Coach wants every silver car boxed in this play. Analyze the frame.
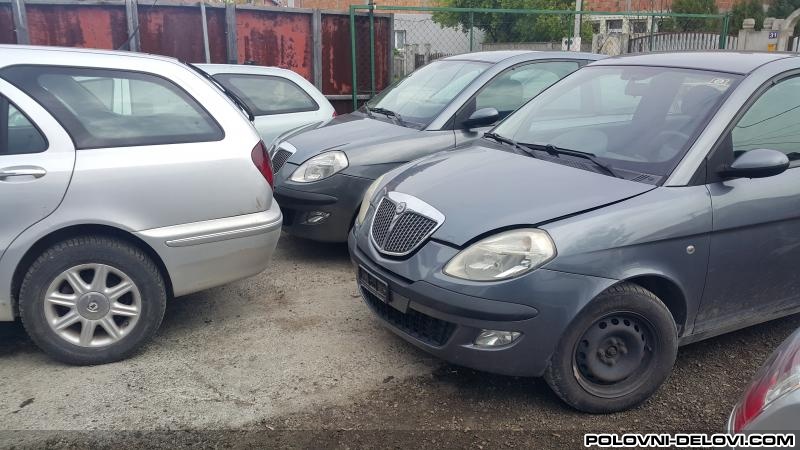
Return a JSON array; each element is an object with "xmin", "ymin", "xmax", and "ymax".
[
  {"xmin": 729, "ymin": 326, "xmax": 800, "ymax": 435},
  {"xmin": 196, "ymin": 64, "xmax": 336, "ymax": 146},
  {"xmin": 0, "ymin": 45, "xmax": 282, "ymax": 364}
]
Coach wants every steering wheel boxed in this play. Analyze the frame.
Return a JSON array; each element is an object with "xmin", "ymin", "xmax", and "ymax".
[{"xmin": 649, "ymin": 130, "xmax": 691, "ymax": 161}]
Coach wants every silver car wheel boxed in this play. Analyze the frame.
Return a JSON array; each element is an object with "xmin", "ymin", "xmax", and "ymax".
[{"xmin": 43, "ymin": 263, "xmax": 142, "ymax": 348}]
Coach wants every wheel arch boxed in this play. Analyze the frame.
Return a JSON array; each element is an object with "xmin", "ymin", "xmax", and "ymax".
[
  {"xmin": 618, "ymin": 275, "xmax": 688, "ymax": 337},
  {"xmin": 11, "ymin": 224, "xmax": 174, "ymax": 314}
]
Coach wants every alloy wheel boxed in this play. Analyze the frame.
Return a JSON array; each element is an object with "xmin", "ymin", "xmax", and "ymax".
[{"xmin": 42, "ymin": 263, "xmax": 141, "ymax": 347}]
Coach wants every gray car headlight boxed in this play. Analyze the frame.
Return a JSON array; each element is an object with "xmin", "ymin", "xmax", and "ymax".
[
  {"xmin": 355, "ymin": 174, "xmax": 386, "ymax": 226},
  {"xmin": 290, "ymin": 151, "xmax": 348, "ymax": 183},
  {"xmin": 444, "ymin": 229, "xmax": 556, "ymax": 281}
]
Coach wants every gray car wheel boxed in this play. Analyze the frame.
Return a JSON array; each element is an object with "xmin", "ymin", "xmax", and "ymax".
[
  {"xmin": 544, "ymin": 282, "xmax": 678, "ymax": 413},
  {"xmin": 19, "ymin": 235, "xmax": 167, "ymax": 365}
]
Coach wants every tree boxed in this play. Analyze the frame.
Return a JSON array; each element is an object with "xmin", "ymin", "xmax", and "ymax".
[
  {"xmin": 729, "ymin": 0, "xmax": 764, "ymax": 34},
  {"xmin": 669, "ymin": 0, "xmax": 720, "ymax": 32},
  {"xmin": 432, "ymin": 0, "xmax": 591, "ymax": 44}
]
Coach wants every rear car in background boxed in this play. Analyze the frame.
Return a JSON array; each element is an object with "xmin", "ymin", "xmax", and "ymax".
[
  {"xmin": 197, "ymin": 64, "xmax": 335, "ymax": 146},
  {"xmin": 729, "ymin": 326, "xmax": 800, "ymax": 434},
  {"xmin": 0, "ymin": 45, "xmax": 281, "ymax": 365},
  {"xmin": 269, "ymin": 51, "xmax": 603, "ymax": 243}
]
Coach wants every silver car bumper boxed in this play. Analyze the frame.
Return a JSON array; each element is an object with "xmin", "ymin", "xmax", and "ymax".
[{"xmin": 137, "ymin": 202, "xmax": 282, "ymax": 297}]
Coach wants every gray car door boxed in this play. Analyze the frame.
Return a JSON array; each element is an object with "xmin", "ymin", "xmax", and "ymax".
[
  {"xmin": 696, "ymin": 73, "xmax": 800, "ymax": 333},
  {"xmin": 0, "ymin": 81, "xmax": 74, "ymax": 260},
  {"xmin": 454, "ymin": 60, "xmax": 584, "ymax": 146}
]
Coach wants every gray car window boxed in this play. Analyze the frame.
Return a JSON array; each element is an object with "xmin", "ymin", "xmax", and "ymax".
[
  {"xmin": 732, "ymin": 76, "xmax": 800, "ymax": 160},
  {"xmin": 213, "ymin": 73, "xmax": 319, "ymax": 116},
  {"xmin": 494, "ymin": 66, "xmax": 739, "ymax": 176},
  {"xmin": 476, "ymin": 61, "xmax": 580, "ymax": 116},
  {"xmin": 0, "ymin": 96, "xmax": 47, "ymax": 155},
  {"xmin": 1, "ymin": 66, "xmax": 223, "ymax": 150},
  {"xmin": 366, "ymin": 60, "xmax": 489, "ymax": 128}
]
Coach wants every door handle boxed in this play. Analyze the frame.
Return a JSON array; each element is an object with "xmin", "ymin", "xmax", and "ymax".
[{"xmin": 0, "ymin": 166, "xmax": 47, "ymax": 180}]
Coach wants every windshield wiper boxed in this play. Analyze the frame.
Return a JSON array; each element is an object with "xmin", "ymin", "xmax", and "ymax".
[
  {"xmin": 483, "ymin": 132, "xmax": 539, "ymax": 159},
  {"xmin": 186, "ymin": 63, "xmax": 255, "ymax": 122},
  {"xmin": 367, "ymin": 106, "xmax": 406, "ymax": 127},
  {"xmin": 521, "ymin": 142, "xmax": 622, "ymax": 179}
]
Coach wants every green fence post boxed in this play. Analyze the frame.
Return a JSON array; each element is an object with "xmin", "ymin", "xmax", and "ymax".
[
  {"xmin": 350, "ymin": 6, "xmax": 357, "ymax": 110},
  {"xmin": 469, "ymin": 11, "xmax": 474, "ymax": 52},
  {"xmin": 719, "ymin": 13, "xmax": 730, "ymax": 49},
  {"xmin": 369, "ymin": 1, "xmax": 376, "ymax": 98}
]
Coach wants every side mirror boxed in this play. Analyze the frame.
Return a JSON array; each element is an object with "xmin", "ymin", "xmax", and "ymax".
[
  {"xmin": 719, "ymin": 148, "xmax": 790, "ymax": 179},
  {"xmin": 463, "ymin": 107, "xmax": 500, "ymax": 129}
]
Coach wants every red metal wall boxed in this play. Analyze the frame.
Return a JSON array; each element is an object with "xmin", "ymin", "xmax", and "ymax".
[
  {"xmin": 138, "ymin": 5, "xmax": 227, "ymax": 64},
  {"xmin": 26, "ymin": 4, "xmax": 128, "ymax": 49},
  {"xmin": 321, "ymin": 13, "xmax": 390, "ymax": 97},
  {"xmin": 236, "ymin": 9, "xmax": 312, "ymax": 79},
  {"xmin": 0, "ymin": 5, "xmax": 14, "ymax": 44},
  {"xmin": 1, "ymin": 4, "xmax": 391, "ymax": 113}
]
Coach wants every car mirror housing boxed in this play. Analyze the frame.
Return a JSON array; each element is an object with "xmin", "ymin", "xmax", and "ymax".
[
  {"xmin": 463, "ymin": 107, "xmax": 500, "ymax": 129},
  {"xmin": 720, "ymin": 148, "xmax": 790, "ymax": 179}
]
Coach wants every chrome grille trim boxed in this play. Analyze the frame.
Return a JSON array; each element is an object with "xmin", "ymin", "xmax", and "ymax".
[
  {"xmin": 369, "ymin": 192, "xmax": 444, "ymax": 257},
  {"xmin": 269, "ymin": 142, "xmax": 297, "ymax": 174}
]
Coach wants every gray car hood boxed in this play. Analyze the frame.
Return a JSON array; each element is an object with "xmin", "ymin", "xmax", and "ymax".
[
  {"xmin": 383, "ymin": 145, "xmax": 656, "ymax": 246},
  {"xmin": 283, "ymin": 112, "xmax": 419, "ymax": 163}
]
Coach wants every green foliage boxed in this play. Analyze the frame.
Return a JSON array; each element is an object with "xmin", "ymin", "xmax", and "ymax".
[
  {"xmin": 668, "ymin": 0, "xmax": 720, "ymax": 31},
  {"xmin": 432, "ymin": 0, "xmax": 590, "ymax": 43},
  {"xmin": 730, "ymin": 0, "xmax": 764, "ymax": 34}
]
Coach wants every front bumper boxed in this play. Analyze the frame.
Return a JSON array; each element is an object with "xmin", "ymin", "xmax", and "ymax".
[
  {"xmin": 348, "ymin": 227, "xmax": 617, "ymax": 377},
  {"xmin": 136, "ymin": 202, "xmax": 282, "ymax": 297},
  {"xmin": 273, "ymin": 169, "xmax": 373, "ymax": 242}
]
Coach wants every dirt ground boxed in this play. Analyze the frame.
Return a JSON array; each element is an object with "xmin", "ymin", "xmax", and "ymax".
[{"xmin": 1, "ymin": 234, "xmax": 799, "ymax": 449}]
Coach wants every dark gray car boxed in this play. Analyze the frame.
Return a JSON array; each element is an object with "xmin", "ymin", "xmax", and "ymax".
[
  {"xmin": 350, "ymin": 51, "xmax": 800, "ymax": 413},
  {"xmin": 270, "ymin": 51, "xmax": 602, "ymax": 242}
]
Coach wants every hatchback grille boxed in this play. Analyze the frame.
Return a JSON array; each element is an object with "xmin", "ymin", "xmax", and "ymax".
[
  {"xmin": 361, "ymin": 288, "xmax": 455, "ymax": 347},
  {"xmin": 271, "ymin": 149, "xmax": 293, "ymax": 173},
  {"xmin": 371, "ymin": 197, "xmax": 438, "ymax": 256}
]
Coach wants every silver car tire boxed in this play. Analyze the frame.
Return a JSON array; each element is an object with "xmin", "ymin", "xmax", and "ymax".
[{"xmin": 19, "ymin": 235, "xmax": 167, "ymax": 365}]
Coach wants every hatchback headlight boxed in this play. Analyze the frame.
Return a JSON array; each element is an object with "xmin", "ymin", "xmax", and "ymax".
[
  {"xmin": 355, "ymin": 174, "xmax": 386, "ymax": 226},
  {"xmin": 444, "ymin": 229, "xmax": 556, "ymax": 281},
  {"xmin": 290, "ymin": 151, "xmax": 348, "ymax": 183}
]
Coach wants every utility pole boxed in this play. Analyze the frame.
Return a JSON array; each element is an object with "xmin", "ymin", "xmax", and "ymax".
[{"xmin": 573, "ymin": 0, "xmax": 583, "ymax": 51}]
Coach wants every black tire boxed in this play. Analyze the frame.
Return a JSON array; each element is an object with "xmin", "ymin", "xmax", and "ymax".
[
  {"xmin": 544, "ymin": 282, "xmax": 678, "ymax": 413},
  {"xmin": 19, "ymin": 236, "xmax": 167, "ymax": 365}
]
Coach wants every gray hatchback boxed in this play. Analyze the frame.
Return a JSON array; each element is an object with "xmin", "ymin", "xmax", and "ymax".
[
  {"xmin": 271, "ymin": 51, "xmax": 602, "ymax": 242},
  {"xmin": 350, "ymin": 52, "xmax": 800, "ymax": 413}
]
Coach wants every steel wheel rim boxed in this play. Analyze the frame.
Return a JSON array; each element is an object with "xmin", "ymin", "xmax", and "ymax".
[
  {"xmin": 43, "ymin": 263, "xmax": 142, "ymax": 348},
  {"xmin": 572, "ymin": 311, "xmax": 659, "ymax": 399}
]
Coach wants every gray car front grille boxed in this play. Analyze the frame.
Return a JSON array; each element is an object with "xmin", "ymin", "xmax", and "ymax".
[
  {"xmin": 370, "ymin": 196, "xmax": 439, "ymax": 256},
  {"xmin": 271, "ymin": 149, "xmax": 293, "ymax": 174}
]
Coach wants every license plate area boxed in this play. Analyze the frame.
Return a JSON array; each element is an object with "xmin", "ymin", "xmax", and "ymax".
[{"xmin": 358, "ymin": 265, "xmax": 408, "ymax": 313}]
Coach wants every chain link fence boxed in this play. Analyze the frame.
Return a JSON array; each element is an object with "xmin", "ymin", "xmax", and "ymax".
[{"xmin": 349, "ymin": 5, "xmax": 731, "ymax": 107}]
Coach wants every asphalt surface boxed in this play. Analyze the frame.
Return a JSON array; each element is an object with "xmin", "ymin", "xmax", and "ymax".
[{"xmin": 1, "ymin": 234, "xmax": 799, "ymax": 449}]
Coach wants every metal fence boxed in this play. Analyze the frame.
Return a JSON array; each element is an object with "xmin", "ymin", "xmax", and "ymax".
[
  {"xmin": 349, "ymin": 5, "xmax": 732, "ymax": 108},
  {"xmin": 0, "ymin": 0, "xmax": 393, "ymax": 114}
]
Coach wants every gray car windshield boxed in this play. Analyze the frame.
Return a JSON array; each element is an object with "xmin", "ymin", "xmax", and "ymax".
[
  {"xmin": 493, "ymin": 66, "xmax": 740, "ymax": 178},
  {"xmin": 366, "ymin": 60, "xmax": 488, "ymax": 128}
]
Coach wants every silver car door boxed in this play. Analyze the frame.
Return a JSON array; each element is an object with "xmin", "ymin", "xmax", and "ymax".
[{"xmin": 0, "ymin": 79, "xmax": 75, "ymax": 260}]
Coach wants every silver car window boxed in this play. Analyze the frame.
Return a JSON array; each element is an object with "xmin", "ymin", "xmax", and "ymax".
[
  {"xmin": 1, "ymin": 66, "xmax": 223, "ymax": 150},
  {"xmin": 0, "ymin": 96, "xmax": 48, "ymax": 155},
  {"xmin": 212, "ymin": 73, "xmax": 319, "ymax": 116}
]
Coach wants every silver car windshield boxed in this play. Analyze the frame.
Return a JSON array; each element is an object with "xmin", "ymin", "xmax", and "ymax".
[
  {"xmin": 366, "ymin": 60, "xmax": 489, "ymax": 128},
  {"xmin": 494, "ymin": 66, "xmax": 741, "ymax": 176}
]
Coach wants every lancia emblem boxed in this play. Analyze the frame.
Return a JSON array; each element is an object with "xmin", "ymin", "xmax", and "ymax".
[{"xmin": 395, "ymin": 202, "xmax": 407, "ymax": 214}]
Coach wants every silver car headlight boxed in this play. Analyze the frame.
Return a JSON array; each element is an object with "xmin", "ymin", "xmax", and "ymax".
[
  {"xmin": 290, "ymin": 151, "xmax": 348, "ymax": 183},
  {"xmin": 355, "ymin": 174, "xmax": 386, "ymax": 226},
  {"xmin": 443, "ymin": 229, "xmax": 556, "ymax": 281}
]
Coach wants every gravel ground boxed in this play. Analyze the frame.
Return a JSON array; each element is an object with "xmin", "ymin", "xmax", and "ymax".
[{"xmin": 1, "ymin": 234, "xmax": 799, "ymax": 449}]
